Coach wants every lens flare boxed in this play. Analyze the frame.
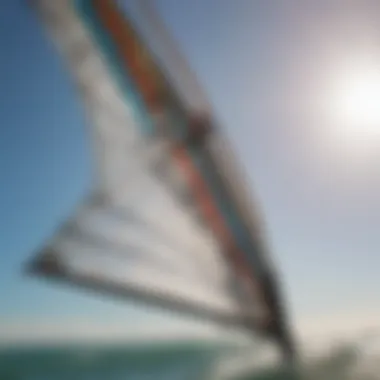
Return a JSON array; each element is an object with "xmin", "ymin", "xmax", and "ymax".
[{"xmin": 329, "ymin": 60, "xmax": 380, "ymax": 141}]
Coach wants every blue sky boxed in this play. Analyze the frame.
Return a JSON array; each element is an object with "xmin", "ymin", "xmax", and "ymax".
[{"xmin": 1, "ymin": 0, "xmax": 380, "ymax": 343}]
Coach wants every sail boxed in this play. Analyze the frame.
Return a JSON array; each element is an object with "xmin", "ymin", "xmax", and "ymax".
[{"xmin": 26, "ymin": 0, "xmax": 295, "ymax": 356}]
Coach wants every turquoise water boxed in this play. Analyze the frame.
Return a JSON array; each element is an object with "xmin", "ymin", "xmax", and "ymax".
[
  {"xmin": 1, "ymin": 334, "xmax": 379, "ymax": 380},
  {"xmin": 0, "ymin": 341, "xmax": 233, "ymax": 380}
]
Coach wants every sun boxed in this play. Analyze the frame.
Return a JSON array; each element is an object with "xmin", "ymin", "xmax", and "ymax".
[{"xmin": 328, "ymin": 59, "xmax": 380, "ymax": 142}]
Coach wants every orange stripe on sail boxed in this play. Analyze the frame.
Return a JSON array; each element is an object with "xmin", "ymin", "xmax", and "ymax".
[
  {"xmin": 92, "ymin": 0, "xmax": 164, "ymax": 111},
  {"xmin": 172, "ymin": 147, "xmax": 252, "ymax": 279}
]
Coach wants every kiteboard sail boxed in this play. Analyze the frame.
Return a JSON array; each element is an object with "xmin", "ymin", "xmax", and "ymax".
[{"xmin": 25, "ymin": 0, "xmax": 296, "ymax": 361}]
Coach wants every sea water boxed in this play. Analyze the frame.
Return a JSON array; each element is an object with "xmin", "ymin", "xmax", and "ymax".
[{"xmin": 1, "ymin": 332, "xmax": 379, "ymax": 380}]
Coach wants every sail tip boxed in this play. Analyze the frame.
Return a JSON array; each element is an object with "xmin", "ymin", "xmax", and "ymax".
[{"xmin": 23, "ymin": 247, "xmax": 66, "ymax": 278}]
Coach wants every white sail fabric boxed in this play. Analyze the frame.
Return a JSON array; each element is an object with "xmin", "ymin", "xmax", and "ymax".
[
  {"xmin": 29, "ymin": 0, "xmax": 266, "ymax": 323},
  {"xmin": 42, "ymin": 198, "xmax": 246, "ymax": 314},
  {"xmin": 128, "ymin": 0, "xmax": 275, "ymax": 271}
]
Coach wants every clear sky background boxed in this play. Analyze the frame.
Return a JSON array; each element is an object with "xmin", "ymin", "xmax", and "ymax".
[{"xmin": 1, "ymin": 0, "xmax": 380, "ymax": 344}]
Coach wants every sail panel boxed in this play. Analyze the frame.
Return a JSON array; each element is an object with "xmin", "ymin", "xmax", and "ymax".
[
  {"xmin": 27, "ymin": 0, "xmax": 296, "ymax": 359},
  {"xmin": 27, "ymin": 0, "xmax": 284, "ymax": 335},
  {"xmin": 29, "ymin": 197, "xmax": 264, "ymax": 321},
  {"xmin": 72, "ymin": 0, "xmax": 270, "ymax": 278},
  {"xmin": 129, "ymin": 0, "xmax": 275, "ymax": 274}
]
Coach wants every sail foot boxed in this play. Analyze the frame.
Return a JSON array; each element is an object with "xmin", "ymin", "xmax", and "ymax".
[{"xmin": 25, "ymin": 248, "xmax": 66, "ymax": 278}]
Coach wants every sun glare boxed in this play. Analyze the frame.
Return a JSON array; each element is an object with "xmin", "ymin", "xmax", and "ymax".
[{"xmin": 329, "ymin": 60, "xmax": 380, "ymax": 142}]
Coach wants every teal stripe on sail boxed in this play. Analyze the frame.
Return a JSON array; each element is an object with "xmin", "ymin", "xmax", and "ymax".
[
  {"xmin": 75, "ymin": 0, "xmax": 189, "ymax": 142},
  {"xmin": 75, "ymin": 0, "xmax": 155, "ymax": 136}
]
